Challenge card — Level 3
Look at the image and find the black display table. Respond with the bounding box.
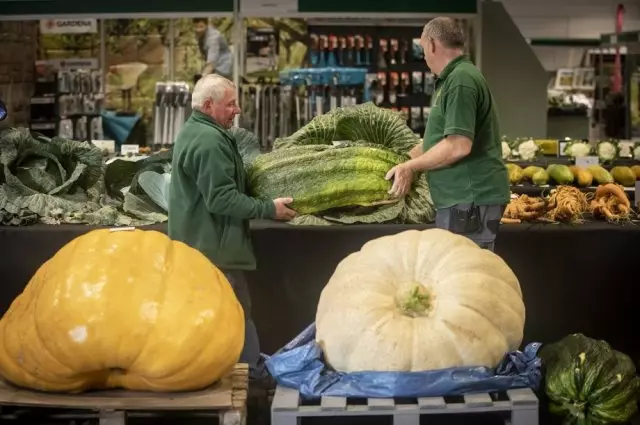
[0,220,638,366]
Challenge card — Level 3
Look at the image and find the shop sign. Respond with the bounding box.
[241,0,298,15]
[39,19,98,34]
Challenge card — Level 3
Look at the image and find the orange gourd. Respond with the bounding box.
[0,229,244,393]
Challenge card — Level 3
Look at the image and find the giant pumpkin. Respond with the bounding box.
[0,229,244,393]
[315,229,525,373]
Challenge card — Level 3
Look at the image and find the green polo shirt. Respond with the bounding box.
[423,55,509,209]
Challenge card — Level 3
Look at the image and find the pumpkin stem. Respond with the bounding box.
[397,284,431,317]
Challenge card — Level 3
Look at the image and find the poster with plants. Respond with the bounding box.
[38,17,307,139]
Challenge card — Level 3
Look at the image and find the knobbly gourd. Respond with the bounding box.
[315,229,525,372]
[0,229,244,393]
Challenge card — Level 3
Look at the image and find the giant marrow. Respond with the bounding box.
[248,145,405,215]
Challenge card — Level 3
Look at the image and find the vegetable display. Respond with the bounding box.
[501,194,546,223]
[568,166,592,188]
[545,186,590,223]
[590,183,632,222]
[595,140,619,163]
[315,228,525,372]
[502,183,635,224]
[274,102,420,154]
[249,144,402,215]
[0,229,244,393]
[547,164,574,185]
[506,163,637,188]
[539,334,640,425]
[0,125,266,226]
[249,104,436,225]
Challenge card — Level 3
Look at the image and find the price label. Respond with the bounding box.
[120,144,139,155]
[109,227,136,232]
[575,156,599,168]
[558,142,567,157]
[92,139,115,153]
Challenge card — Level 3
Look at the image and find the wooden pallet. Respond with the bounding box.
[0,363,248,425]
[271,385,539,425]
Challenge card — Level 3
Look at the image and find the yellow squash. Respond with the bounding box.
[0,229,244,393]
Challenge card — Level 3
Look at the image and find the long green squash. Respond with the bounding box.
[248,145,405,215]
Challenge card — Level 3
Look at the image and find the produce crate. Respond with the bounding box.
[271,385,539,425]
[0,363,248,425]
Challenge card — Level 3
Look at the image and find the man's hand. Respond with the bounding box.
[273,197,296,221]
[385,163,414,198]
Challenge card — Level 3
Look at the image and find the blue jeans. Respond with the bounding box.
[222,270,260,372]
[435,204,505,252]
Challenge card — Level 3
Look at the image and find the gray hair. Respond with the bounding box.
[191,74,235,109]
[422,17,466,50]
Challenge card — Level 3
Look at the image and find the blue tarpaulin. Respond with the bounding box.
[265,323,542,400]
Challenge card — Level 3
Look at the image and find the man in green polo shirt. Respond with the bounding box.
[386,17,509,251]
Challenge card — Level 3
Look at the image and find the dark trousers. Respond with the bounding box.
[435,204,505,252]
[222,270,260,371]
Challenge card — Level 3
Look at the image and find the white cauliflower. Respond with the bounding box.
[501,141,511,160]
[516,138,539,161]
[618,142,632,158]
[596,141,617,162]
[566,142,591,158]
[634,145,640,161]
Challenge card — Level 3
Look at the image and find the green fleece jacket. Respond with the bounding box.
[168,110,275,270]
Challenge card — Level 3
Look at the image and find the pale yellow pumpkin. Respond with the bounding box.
[315,229,525,373]
[0,229,244,393]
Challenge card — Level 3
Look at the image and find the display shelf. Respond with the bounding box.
[510,182,636,199]
[30,60,105,142]
[506,158,640,169]
[305,24,434,133]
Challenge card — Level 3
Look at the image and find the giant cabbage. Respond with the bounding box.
[0,128,166,226]
[255,104,435,225]
[273,102,421,154]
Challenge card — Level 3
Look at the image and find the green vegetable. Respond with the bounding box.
[104,149,173,222]
[0,128,109,225]
[228,126,263,167]
[547,164,574,185]
[539,333,640,425]
[249,144,402,215]
[523,165,544,180]
[587,165,614,185]
[532,169,550,185]
[248,143,435,224]
[273,102,420,154]
[506,164,524,184]
[609,166,635,187]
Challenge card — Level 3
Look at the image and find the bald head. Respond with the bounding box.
[422,17,466,50]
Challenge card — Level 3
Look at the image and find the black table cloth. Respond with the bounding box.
[0,220,637,366]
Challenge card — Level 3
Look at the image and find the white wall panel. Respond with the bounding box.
[498,0,640,39]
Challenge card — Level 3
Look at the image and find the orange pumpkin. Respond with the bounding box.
[0,229,244,393]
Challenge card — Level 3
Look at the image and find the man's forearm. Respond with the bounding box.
[409,143,423,159]
[202,63,215,75]
[406,136,471,172]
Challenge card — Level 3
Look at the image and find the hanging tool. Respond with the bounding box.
[378,39,388,69]
[318,35,328,67]
[153,81,192,149]
[354,35,364,66]
[365,36,373,66]
[309,34,319,67]
[390,39,399,65]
